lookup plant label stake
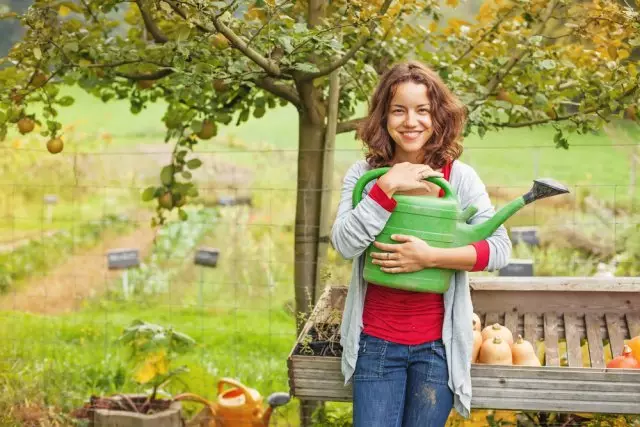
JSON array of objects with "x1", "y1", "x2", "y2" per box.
[
  {"x1": 43, "y1": 194, "x2": 57, "y2": 225},
  {"x1": 194, "y1": 247, "x2": 219, "y2": 307},
  {"x1": 511, "y1": 226, "x2": 539, "y2": 246},
  {"x1": 107, "y1": 248, "x2": 140, "y2": 300},
  {"x1": 499, "y1": 258, "x2": 534, "y2": 276}
]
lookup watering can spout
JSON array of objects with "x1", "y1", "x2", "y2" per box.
[
  {"x1": 523, "y1": 178, "x2": 570, "y2": 204},
  {"x1": 460, "y1": 178, "x2": 569, "y2": 246}
]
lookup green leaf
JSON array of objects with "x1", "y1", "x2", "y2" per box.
[
  {"x1": 182, "y1": 171, "x2": 192, "y2": 179},
  {"x1": 253, "y1": 106, "x2": 265, "y2": 118},
  {"x1": 64, "y1": 41, "x2": 78, "y2": 53},
  {"x1": 57, "y1": 96, "x2": 75, "y2": 106},
  {"x1": 160, "y1": 165, "x2": 174, "y2": 186},
  {"x1": 178, "y1": 209, "x2": 188, "y2": 221},
  {"x1": 177, "y1": 25, "x2": 191, "y2": 42},
  {"x1": 278, "y1": 35, "x2": 294, "y2": 53},
  {"x1": 540, "y1": 60, "x2": 556, "y2": 70},
  {"x1": 33, "y1": 47, "x2": 42, "y2": 60},
  {"x1": 292, "y1": 63, "x2": 320, "y2": 73},
  {"x1": 533, "y1": 93, "x2": 548, "y2": 107},
  {"x1": 142, "y1": 187, "x2": 157, "y2": 202},
  {"x1": 186, "y1": 159, "x2": 202, "y2": 170}
]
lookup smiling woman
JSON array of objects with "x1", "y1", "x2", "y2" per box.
[{"x1": 330, "y1": 61, "x2": 512, "y2": 426}]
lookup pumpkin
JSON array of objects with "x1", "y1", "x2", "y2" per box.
[
  {"x1": 511, "y1": 335, "x2": 541, "y2": 366},
  {"x1": 478, "y1": 336, "x2": 513, "y2": 365},
  {"x1": 472, "y1": 330, "x2": 483, "y2": 363},
  {"x1": 628, "y1": 335, "x2": 640, "y2": 363},
  {"x1": 481, "y1": 323, "x2": 513, "y2": 346},
  {"x1": 607, "y1": 345, "x2": 640, "y2": 369},
  {"x1": 473, "y1": 313, "x2": 482, "y2": 332}
]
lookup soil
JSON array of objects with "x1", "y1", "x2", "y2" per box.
[
  {"x1": 295, "y1": 324, "x2": 343, "y2": 357},
  {"x1": 0, "y1": 214, "x2": 158, "y2": 314},
  {"x1": 71, "y1": 395, "x2": 173, "y2": 420}
]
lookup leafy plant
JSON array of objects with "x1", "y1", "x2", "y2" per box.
[{"x1": 117, "y1": 319, "x2": 196, "y2": 403}]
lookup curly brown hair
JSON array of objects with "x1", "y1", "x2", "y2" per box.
[{"x1": 357, "y1": 61, "x2": 466, "y2": 169}]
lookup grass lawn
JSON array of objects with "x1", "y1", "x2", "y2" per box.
[{"x1": 1, "y1": 85, "x2": 639, "y2": 426}]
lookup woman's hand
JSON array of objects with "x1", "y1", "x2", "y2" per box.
[
  {"x1": 376, "y1": 162, "x2": 443, "y2": 197},
  {"x1": 371, "y1": 234, "x2": 437, "y2": 273}
]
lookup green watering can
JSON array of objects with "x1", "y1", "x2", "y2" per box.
[{"x1": 353, "y1": 168, "x2": 569, "y2": 293}]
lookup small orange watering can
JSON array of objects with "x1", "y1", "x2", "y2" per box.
[{"x1": 175, "y1": 378, "x2": 290, "y2": 427}]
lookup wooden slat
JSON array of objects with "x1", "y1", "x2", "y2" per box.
[
  {"x1": 472, "y1": 387, "x2": 639, "y2": 403},
  {"x1": 471, "y1": 365, "x2": 640, "y2": 381},
  {"x1": 585, "y1": 314, "x2": 605, "y2": 368},
  {"x1": 564, "y1": 313, "x2": 584, "y2": 367},
  {"x1": 524, "y1": 313, "x2": 538, "y2": 343},
  {"x1": 470, "y1": 276, "x2": 640, "y2": 292},
  {"x1": 626, "y1": 313, "x2": 640, "y2": 338},
  {"x1": 605, "y1": 313, "x2": 626, "y2": 357},
  {"x1": 289, "y1": 356, "x2": 342, "y2": 371},
  {"x1": 485, "y1": 311, "x2": 500, "y2": 327},
  {"x1": 471, "y1": 397, "x2": 640, "y2": 415},
  {"x1": 292, "y1": 388, "x2": 352, "y2": 401},
  {"x1": 543, "y1": 312, "x2": 560, "y2": 367},
  {"x1": 504, "y1": 311, "x2": 519, "y2": 344},
  {"x1": 472, "y1": 377, "x2": 640, "y2": 393}
]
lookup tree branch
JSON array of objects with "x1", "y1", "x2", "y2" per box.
[
  {"x1": 298, "y1": 0, "x2": 394, "y2": 80},
  {"x1": 336, "y1": 117, "x2": 364, "y2": 134},
  {"x1": 254, "y1": 77, "x2": 301, "y2": 107},
  {"x1": 135, "y1": 0, "x2": 168, "y2": 43},
  {"x1": 162, "y1": 0, "x2": 281, "y2": 76},
  {"x1": 471, "y1": 0, "x2": 558, "y2": 109},
  {"x1": 454, "y1": 9, "x2": 512, "y2": 64},
  {"x1": 116, "y1": 68, "x2": 174, "y2": 81},
  {"x1": 491, "y1": 84, "x2": 639, "y2": 128}
]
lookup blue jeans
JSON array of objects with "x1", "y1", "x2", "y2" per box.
[{"x1": 353, "y1": 333, "x2": 453, "y2": 427}]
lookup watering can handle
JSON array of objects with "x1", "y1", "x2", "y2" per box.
[
  {"x1": 217, "y1": 377, "x2": 258, "y2": 406},
  {"x1": 352, "y1": 167, "x2": 455, "y2": 208}
]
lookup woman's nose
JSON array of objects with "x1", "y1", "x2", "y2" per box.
[{"x1": 403, "y1": 111, "x2": 418, "y2": 127}]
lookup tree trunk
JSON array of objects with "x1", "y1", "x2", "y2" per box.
[
  {"x1": 295, "y1": 81, "x2": 327, "y2": 427},
  {"x1": 294, "y1": 81, "x2": 327, "y2": 326}
]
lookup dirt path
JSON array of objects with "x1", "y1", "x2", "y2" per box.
[{"x1": 0, "y1": 220, "x2": 157, "y2": 315}]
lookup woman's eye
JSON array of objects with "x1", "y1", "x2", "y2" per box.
[{"x1": 419, "y1": 109, "x2": 430, "y2": 114}]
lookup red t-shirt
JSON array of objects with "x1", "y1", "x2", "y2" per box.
[{"x1": 362, "y1": 162, "x2": 490, "y2": 345}]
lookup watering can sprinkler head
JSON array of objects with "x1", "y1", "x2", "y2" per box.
[{"x1": 523, "y1": 178, "x2": 570, "y2": 205}]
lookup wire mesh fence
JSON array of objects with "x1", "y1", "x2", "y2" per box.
[{"x1": 0, "y1": 126, "x2": 639, "y2": 425}]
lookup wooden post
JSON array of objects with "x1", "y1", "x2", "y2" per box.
[{"x1": 314, "y1": 69, "x2": 340, "y2": 303}]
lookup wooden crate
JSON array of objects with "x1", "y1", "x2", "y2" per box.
[{"x1": 287, "y1": 278, "x2": 640, "y2": 414}]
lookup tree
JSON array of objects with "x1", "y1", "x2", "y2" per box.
[{"x1": 0, "y1": 0, "x2": 638, "y2": 330}]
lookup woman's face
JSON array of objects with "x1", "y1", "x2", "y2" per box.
[{"x1": 386, "y1": 81, "x2": 433, "y2": 163}]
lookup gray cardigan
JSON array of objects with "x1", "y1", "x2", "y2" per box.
[{"x1": 330, "y1": 159, "x2": 512, "y2": 418}]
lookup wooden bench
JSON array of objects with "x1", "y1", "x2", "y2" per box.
[{"x1": 287, "y1": 278, "x2": 640, "y2": 414}]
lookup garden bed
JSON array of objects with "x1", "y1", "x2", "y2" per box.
[{"x1": 287, "y1": 278, "x2": 640, "y2": 414}]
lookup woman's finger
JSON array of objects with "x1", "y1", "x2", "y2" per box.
[
  {"x1": 371, "y1": 251, "x2": 398, "y2": 260},
  {"x1": 372, "y1": 259, "x2": 400, "y2": 267},
  {"x1": 373, "y1": 241, "x2": 399, "y2": 252},
  {"x1": 390, "y1": 234, "x2": 413, "y2": 243},
  {"x1": 381, "y1": 266, "x2": 404, "y2": 274}
]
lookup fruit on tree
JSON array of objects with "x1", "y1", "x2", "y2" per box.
[
  {"x1": 17, "y1": 117, "x2": 35, "y2": 134},
  {"x1": 46, "y1": 137, "x2": 64, "y2": 154}
]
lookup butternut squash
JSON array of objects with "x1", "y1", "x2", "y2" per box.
[
  {"x1": 472, "y1": 330, "x2": 482, "y2": 363},
  {"x1": 481, "y1": 323, "x2": 513, "y2": 346},
  {"x1": 472, "y1": 313, "x2": 482, "y2": 332},
  {"x1": 478, "y1": 336, "x2": 512, "y2": 365},
  {"x1": 511, "y1": 335, "x2": 541, "y2": 366}
]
